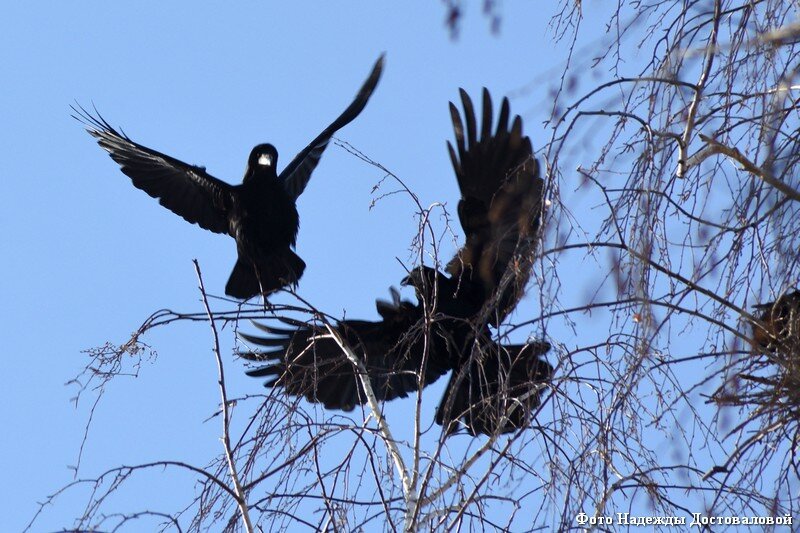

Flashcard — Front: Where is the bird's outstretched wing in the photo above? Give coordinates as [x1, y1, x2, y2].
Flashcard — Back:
[436, 340, 552, 436]
[74, 104, 234, 234]
[404, 265, 553, 436]
[280, 55, 385, 200]
[239, 288, 452, 411]
[446, 88, 545, 323]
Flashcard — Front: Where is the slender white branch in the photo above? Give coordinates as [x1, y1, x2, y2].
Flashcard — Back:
[759, 21, 800, 45]
[193, 260, 254, 533]
[686, 134, 800, 203]
[321, 324, 414, 502]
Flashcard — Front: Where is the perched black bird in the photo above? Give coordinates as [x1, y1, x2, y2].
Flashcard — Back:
[752, 290, 800, 355]
[75, 56, 384, 299]
[242, 89, 551, 436]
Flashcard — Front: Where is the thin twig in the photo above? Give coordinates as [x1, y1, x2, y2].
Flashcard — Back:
[676, 0, 721, 178]
[193, 260, 254, 533]
[689, 134, 800, 203]
[320, 324, 414, 512]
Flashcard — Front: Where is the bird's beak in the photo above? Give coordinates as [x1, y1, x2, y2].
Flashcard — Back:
[258, 154, 273, 166]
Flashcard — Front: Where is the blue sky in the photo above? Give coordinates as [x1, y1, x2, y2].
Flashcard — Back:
[8, 1, 786, 530]
[2, 2, 577, 530]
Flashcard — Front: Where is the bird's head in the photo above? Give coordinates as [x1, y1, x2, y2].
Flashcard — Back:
[248, 143, 279, 170]
[402, 266, 483, 318]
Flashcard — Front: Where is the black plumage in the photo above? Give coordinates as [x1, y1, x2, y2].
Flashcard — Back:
[405, 266, 552, 436]
[240, 287, 459, 411]
[435, 339, 552, 436]
[445, 88, 544, 324]
[752, 290, 800, 355]
[75, 56, 384, 299]
[242, 89, 551, 436]
[241, 270, 552, 435]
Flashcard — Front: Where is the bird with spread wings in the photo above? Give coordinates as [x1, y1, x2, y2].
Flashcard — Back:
[76, 55, 384, 299]
[242, 89, 552, 436]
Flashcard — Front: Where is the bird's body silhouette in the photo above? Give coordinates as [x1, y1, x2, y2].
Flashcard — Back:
[76, 56, 384, 299]
[242, 89, 551, 436]
[434, 338, 552, 436]
[752, 290, 800, 355]
[402, 265, 552, 436]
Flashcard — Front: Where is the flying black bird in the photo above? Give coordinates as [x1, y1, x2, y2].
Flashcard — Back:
[240, 286, 459, 411]
[752, 290, 800, 354]
[242, 89, 551, 436]
[75, 55, 384, 299]
[241, 271, 552, 435]
[444, 88, 544, 324]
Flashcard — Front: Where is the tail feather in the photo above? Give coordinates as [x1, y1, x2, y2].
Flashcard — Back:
[436, 341, 552, 436]
[225, 250, 306, 299]
[225, 259, 261, 299]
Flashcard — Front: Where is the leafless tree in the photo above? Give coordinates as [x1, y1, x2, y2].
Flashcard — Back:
[31, 0, 800, 530]
[538, 0, 800, 528]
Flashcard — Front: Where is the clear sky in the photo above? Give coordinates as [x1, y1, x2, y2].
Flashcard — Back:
[2, 2, 578, 530]
[11, 1, 784, 530]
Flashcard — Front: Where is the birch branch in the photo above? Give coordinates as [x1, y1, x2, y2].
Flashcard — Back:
[321, 323, 414, 505]
[194, 260, 254, 533]
[684, 134, 800, 203]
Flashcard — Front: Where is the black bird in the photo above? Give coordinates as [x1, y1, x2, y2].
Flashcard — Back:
[75, 56, 384, 299]
[444, 88, 544, 324]
[240, 271, 551, 435]
[413, 89, 551, 434]
[242, 89, 551, 436]
[752, 290, 800, 355]
[240, 286, 458, 411]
